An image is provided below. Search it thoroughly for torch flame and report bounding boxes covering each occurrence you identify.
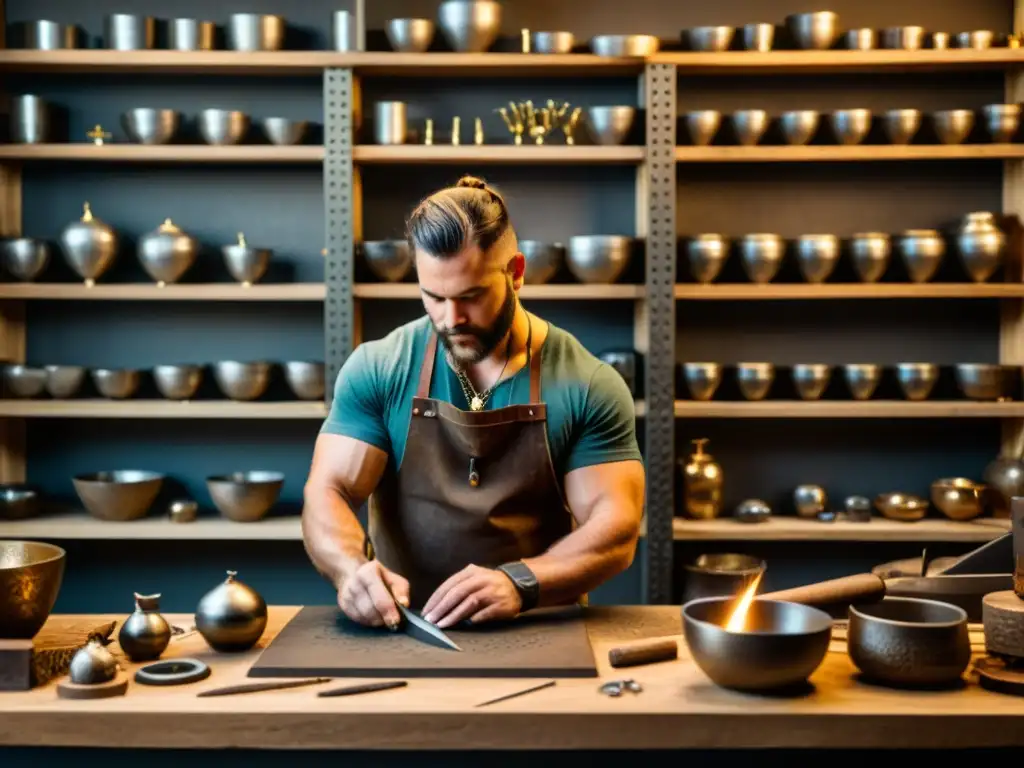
[724,570,764,632]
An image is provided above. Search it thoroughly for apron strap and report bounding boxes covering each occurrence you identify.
[417,331,438,399]
[528,321,542,403]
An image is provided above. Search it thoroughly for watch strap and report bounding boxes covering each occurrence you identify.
[498,561,539,612]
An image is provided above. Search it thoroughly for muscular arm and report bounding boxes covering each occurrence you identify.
[301,433,387,590]
[523,458,645,606]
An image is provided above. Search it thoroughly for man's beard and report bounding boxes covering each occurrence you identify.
[436,278,518,365]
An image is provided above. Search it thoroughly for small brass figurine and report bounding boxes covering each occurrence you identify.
[424,118,434,145]
[451,116,461,146]
[87,124,111,145]
[522,28,531,53]
[562,106,582,145]
[496,100,577,146]
[474,117,484,145]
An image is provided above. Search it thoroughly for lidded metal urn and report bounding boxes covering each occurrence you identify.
[195,570,268,652]
[137,218,199,286]
[118,592,172,661]
[58,202,118,287]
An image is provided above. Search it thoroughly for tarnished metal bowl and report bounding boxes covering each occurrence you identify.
[199,109,249,146]
[361,240,412,283]
[0,540,66,639]
[283,361,325,400]
[786,11,839,50]
[566,235,632,284]
[121,108,180,145]
[739,233,784,283]
[1,238,50,281]
[3,365,46,398]
[520,240,564,285]
[437,0,501,53]
[260,117,308,146]
[386,18,436,53]
[930,477,985,522]
[153,364,203,400]
[213,360,271,401]
[736,362,774,401]
[585,106,637,146]
[896,362,938,401]
[843,363,882,400]
[933,110,975,145]
[207,471,285,523]
[687,234,728,284]
[874,491,929,522]
[45,364,85,398]
[955,362,1011,401]
[683,362,722,401]
[792,363,832,400]
[73,470,165,522]
[92,368,140,399]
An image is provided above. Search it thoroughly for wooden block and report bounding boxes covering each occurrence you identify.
[57,670,129,700]
[983,590,1024,658]
[0,640,33,691]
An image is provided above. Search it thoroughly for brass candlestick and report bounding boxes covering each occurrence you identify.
[451,116,461,145]
[424,118,434,145]
[562,107,582,145]
[496,106,524,145]
[474,118,484,145]
[87,124,111,145]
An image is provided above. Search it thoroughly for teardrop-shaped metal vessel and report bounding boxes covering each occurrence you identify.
[69,636,118,684]
[118,591,172,661]
[195,570,268,652]
[58,202,119,285]
[137,218,199,286]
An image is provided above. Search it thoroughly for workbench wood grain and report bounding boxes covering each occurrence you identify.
[2,606,1024,751]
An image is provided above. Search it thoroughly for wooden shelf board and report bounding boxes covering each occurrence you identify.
[0,283,325,301]
[0,400,327,419]
[0,50,645,76]
[0,144,323,163]
[675,144,1024,163]
[353,283,645,299]
[352,145,645,164]
[0,510,303,540]
[653,48,1024,74]
[674,283,1024,300]
[673,516,1011,542]
[674,400,1024,418]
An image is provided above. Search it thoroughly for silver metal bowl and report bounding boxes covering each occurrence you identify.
[0,541,66,639]
[830,109,872,145]
[844,363,882,400]
[957,30,994,50]
[736,362,774,401]
[520,240,564,285]
[0,485,41,521]
[883,108,921,144]
[261,117,308,146]
[386,18,436,52]
[2,365,46,398]
[795,234,839,283]
[683,362,722,401]
[566,235,632,284]
[207,471,285,523]
[73,470,165,522]
[786,11,839,50]
[687,234,729,284]
[227,13,284,51]
[531,31,575,54]
[685,110,721,146]
[850,232,891,283]
[983,103,1020,143]
[687,26,734,52]
[896,363,939,401]
[792,363,832,400]
[44,364,86,398]
[590,34,660,57]
[362,240,412,283]
[222,233,271,286]
[882,25,925,50]
[437,0,501,53]
[898,229,945,283]
[283,361,325,400]
[779,110,819,146]
[732,109,768,146]
[121,108,179,145]
[199,109,249,146]
[1,238,50,281]
[91,368,140,399]
[585,106,636,146]
[739,233,784,284]
[153,364,203,400]
[955,363,1011,401]
[213,360,271,401]
[933,110,975,145]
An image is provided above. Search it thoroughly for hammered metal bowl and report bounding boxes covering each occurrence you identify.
[520,240,564,285]
[792,363,832,400]
[153,364,203,400]
[213,361,271,401]
[739,233,784,283]
[736,362,774,401]
[437,0,501,53]
[844,363,882,400]
[283,361,325,400]
[685,110,721,146]
[585,106,637,146]
[896,362,939,401]
[260,117,308,146]
[1,238,50,281]
[955,363,1011,401]
[385,18,436,52]
[2,365,46,398]
[0,540,66,639]
[73,470,165,522]
[207,471,285,523]
[883,109,922,144]
[930,477,985,522]
[566,235,632,284]
[830,109,872,145]
[44,365,86,398]
[683,362,722,401]
[786,11,839,50]
[875,491,929,522]
[687,234,728,284]
[732,109,768,146]
[121,108,180,145]
[92,368,141,399]
[780,110,819,146]
[361,240,412,283]
[933,110,975,145]
[199,109,249,145]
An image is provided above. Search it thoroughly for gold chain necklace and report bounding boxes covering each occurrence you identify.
[451,330,514,412]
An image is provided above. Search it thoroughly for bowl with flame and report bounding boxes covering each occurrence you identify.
[681,574,833,692]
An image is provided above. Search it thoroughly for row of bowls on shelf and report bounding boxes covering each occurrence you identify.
[2,361,325,402]
[119,108,308,147]
[0,205,275,287]
[683,106,1019,147]
[681,362,1016,402]
[3,470,288,524]
[680,16,1008,52]
[684,216,1006,285]
[361,235,637,285]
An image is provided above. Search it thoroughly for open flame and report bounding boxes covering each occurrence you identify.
[724,570,764,632]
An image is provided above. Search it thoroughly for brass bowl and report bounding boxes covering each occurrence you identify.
[0,540,66,639]
[930,477,986,522]
[874,492,929,522]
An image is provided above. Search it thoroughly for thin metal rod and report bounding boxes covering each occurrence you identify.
[474,679,556,708]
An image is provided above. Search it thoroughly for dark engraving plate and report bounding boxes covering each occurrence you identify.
[248,605,598,679]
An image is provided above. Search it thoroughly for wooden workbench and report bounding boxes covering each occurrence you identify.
[1,605,1023,751]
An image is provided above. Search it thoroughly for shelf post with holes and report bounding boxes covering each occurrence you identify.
[641,63,678,604]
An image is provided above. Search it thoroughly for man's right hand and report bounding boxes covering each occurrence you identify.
[338,561,411,628]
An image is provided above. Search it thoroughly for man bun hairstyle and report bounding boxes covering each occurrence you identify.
[406,174,511,259]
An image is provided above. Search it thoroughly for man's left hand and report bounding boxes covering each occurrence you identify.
[421,564,522,628]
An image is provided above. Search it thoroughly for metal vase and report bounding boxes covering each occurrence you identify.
[170,19,215,51]
[105,14,155,50]
[374,102,407,145]
[333,11,354,51]
[16,20,79,49]
[228,14,285,51]
[10,95,48,144]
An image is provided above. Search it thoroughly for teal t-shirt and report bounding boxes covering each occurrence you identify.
[321,315,642,478]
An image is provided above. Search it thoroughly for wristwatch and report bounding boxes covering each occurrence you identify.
[497,561,540,613]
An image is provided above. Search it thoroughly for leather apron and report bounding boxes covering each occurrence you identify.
[367,325,574,609]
